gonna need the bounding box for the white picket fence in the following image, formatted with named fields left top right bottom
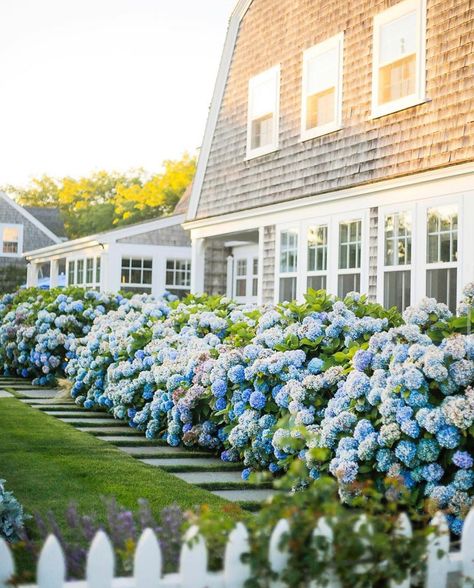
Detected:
left=1, top=509, right=474, bottom=588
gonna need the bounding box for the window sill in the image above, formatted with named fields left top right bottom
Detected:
left=300, top=123, right=343, bottom=142
left=371, top=95, right=428, bottom=119
left=246, top=145, right=279, bottom=161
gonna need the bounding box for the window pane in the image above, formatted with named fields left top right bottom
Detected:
left=96, top=257, right=101, bottom=283
left=236, top=278, right=247, bottom=297
left=338, top=273, right=360, bottom=298
left=252, top=258, right=259, bottom=275
left=280, top=229, right=298, bottom=273
left=379, top=54, right=416, bottom=104
left=68, top=261, right=75, bottom=285
left=236, top=259, right=247, bottom=276
left=427, top=268, right=457, bottom=313
left=384, top=270, right=411, bottom=311
left=251, top=114, right=273, bottom=150
left=306, top=88, right=335, bottom=129
left=86, top=258, right=94, bottom=283
left=77, top=260, right=84, bottom=284
left=385, top=212, right=412, bottom=266
left=339, top=221, right=361, bottom=269
left=252, top=277, right=258, bottom=297
left=307, top=225, right=328, bottom=271
left=307, top=275, right=327, bottom=292
left=251, top=76, right=276, bottom=118
left=142, top=269, right=152, bottom=285
left=279, top=277, right=297, bottom=303
left=380, top=11, right=417, bottom=64
left=426, top=206, right=458, bottom=263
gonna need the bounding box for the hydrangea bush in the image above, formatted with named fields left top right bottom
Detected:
left=0, top=479, right=26, bottom=542
left=1, top=284, right=474, bottom=533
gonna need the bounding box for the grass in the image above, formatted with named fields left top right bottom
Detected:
left=0, top=398, right=238, bottom=528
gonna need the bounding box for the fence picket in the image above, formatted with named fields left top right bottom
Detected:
left=390, top=513, right=412, bottom=588
left=86, top=530, right=115, bottom=588
left=179, top=526, right=207, bottom=588
left=224, top=522, right=251, bottom=588
left=37, top=535, right=65, bottom=588
left=461, top=506, right=474, bottom=586
left=269, top=519, right=289, bottom=588
left=134, top=529, right=162, bottom=588
left=311, top=517, right=340, bottom=588
left=425, top=512, right=450, bottom=588
left=0, top=538, right=14, bottom=588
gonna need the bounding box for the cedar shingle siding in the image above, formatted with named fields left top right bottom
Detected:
left=195, top=0, right=473, bottom=220
left=117, top=223, right=190, bottom=247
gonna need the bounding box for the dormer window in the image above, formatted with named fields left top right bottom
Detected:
left=301, top=33, right=344, bottom=140
left=372, top=0, right=426, bottom=117
left=247, top=66, right=280, bottom=159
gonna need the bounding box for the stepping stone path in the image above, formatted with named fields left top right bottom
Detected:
left=2, top=377, right=276, bottom=508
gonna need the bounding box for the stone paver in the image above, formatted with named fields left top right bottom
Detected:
left=120, top=445, right=209, bottom=457
left=20, top=399, right=74, bottom=405
left=57, top=417, right=119, bottom=425
left=96, top=435, right=152, bottom=444
left=175, top=471, right=245, bottom=485
left=140, top=457, right=226, bottom=468
left=77, top=426, right=142, bottom=435
left=15, top=390, right=59, bottom=399
left=211, top=489, right=275, bottom=502
left=43, top=410, right=107, bottom=418
left=0, top=390, right=13, bottom=398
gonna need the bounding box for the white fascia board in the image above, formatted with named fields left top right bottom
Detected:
left=187, top=0, right=254, bottom=220
left=0, top=191, right=62, bottom=244
left=184, top=162, right=474, bottom=238
left=24, top=214, right=187, bottom=261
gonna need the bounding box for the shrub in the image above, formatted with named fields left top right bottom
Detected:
left=0, top=479, right=26, bottom=542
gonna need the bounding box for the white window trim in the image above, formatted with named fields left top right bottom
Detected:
left=377, top=203, right=416, bottom=309
left=246, top=65, right=280, bottom=160
left=300, top=33, right=344, bottom=141
left=165, top=258, right=192, bottom=292
left=371, top=0, right=427, bottom=119
left=0, top=223, right=23, bottom=258
left=67, top=255, right=102, bottom=288
left=334, top=210, right=369, bottom=298
left=232, top=248, right=259, bottom=303
left=120, top=256, right=153, bottom=291
left=299, top=216, right=331, bottom=298
left=275, top=224, right=299, bottom=304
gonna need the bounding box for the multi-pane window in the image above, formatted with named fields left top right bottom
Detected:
left=95, top=257, right=101, bottom=285
left=2, top=226, right=20, bottom=254
left=338, top=220, right=362, bottom=298
left=235, top=259, right=247, bottom=298
left=307, top=225, right=328, bottom=292
left=279, top=229, right=298, bottom=302
left=247, top=66, right=280, bottom=158
left=302, top=34, right=343, bottom=140
left=252, top=258, right=259, bottom=297
left=67, top=260, right=75, bottom=286
left=86, top=258, right=94, bottom=284
left=426, top=205, right=458, bottom=312
left=373, top=0, right=424, bottom=117
left=76, top=259, right=84, bottom=285
left=121, top=257, right=153, bottom=293
left=383, top=212, right=412, bottom=311
left=165, top=259, right=191, bottom=298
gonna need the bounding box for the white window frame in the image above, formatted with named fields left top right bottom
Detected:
left=275, top=225, right=299, bottom=303
left=120, top=256, right=153, bottom=292
left=334, top=211, right=369, bottom=298
left=377, top=204, right=416, bottom=310
left=300, top=216, right=331, bottom=297
left=0, top=223, right=23, bottom=257
left=371, top=0, right=426, bottom=119
left=66, top=255, right=102, bottom=289
left=301, top=33, right=344, bottom=141
left=246, top=65, right=280, bottom=160
left=232, top=250, right=259, bottom=303
left=165, top=258, right=192, bottom=293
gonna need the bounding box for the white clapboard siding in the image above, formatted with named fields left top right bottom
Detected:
left=2, top=509, right=474, bottom=587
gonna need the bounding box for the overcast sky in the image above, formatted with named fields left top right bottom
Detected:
left=0, top=0, right=235, bottom=186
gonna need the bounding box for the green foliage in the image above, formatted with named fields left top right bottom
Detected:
left=0, top=264, right=26, bottom=294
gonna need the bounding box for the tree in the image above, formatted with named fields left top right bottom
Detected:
left=1, top=154, right=196, bottom=239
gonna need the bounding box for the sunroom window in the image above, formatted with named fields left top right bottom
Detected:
left=372, top=0, right=425, bottom=117
left=338, top=220, right=361, bottom=298
left=279, top=229, right=298, bottom=302
left=166, top=259, right=191, bottom=298
left=247, top=66, right=280, bottom=158
left=67, top=260, right=76, bottom=286
left=76, top=259, right=85, bottom=285
left=383, top=211, right=412, bottom=311
left=426, top=205, right=458, bottom=312
left=121, top=257, right=153, bottom=294
left=307, top=225, right=328, bottom=292
left=86, top=258, right=94, bottom=285
left=302, top=34, right=343, bottom=140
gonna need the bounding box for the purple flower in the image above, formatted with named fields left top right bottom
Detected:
left=452, top=451, right=474, bottom=469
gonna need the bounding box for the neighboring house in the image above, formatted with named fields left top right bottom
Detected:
left=184, top=0, right=474, bottom=312
left=24, top=214, right=192, bottom=298
left=0, top=191, right=66, bottom=292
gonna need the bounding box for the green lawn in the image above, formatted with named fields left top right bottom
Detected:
left=0, top=399, right=234, bottom=527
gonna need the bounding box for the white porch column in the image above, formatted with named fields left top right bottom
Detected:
left=191, top=238, right=205, bottom=294
left=226, top=255, right=234, bottom=298
left=26, top=263, right=39, bottom=287
left=49, top=259, right=59, bottom=288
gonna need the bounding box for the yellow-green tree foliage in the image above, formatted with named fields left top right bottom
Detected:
left=2, top=153, right=196, bottom=239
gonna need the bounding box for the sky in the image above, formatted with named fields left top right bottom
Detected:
left=0, top=0, right=235, bottom=186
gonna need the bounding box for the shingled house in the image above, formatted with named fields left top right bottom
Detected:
left=0, top=191, right=66, bottom=292
left=184, top=0, right=474, bottom=312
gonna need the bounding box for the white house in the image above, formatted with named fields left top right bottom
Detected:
left=24, top=214, right=192, bottom=298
